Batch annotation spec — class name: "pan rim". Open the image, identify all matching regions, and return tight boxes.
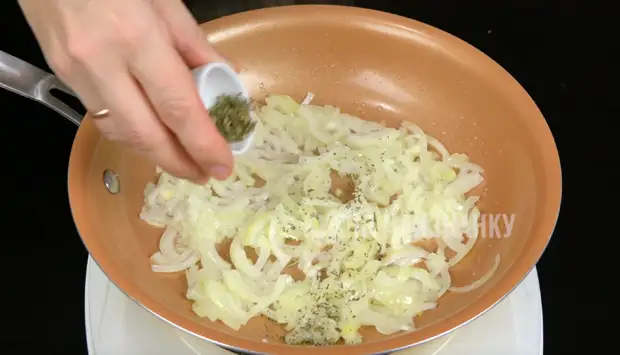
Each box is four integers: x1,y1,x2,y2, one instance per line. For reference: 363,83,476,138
68,4,562,355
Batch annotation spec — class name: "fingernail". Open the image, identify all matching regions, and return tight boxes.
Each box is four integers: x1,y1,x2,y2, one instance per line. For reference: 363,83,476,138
209,165,231,180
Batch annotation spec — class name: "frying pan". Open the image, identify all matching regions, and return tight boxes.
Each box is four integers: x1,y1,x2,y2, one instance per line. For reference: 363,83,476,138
0,5,561,355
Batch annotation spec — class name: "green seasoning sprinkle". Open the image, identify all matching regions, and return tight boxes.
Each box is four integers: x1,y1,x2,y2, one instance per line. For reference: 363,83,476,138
208,94,256,143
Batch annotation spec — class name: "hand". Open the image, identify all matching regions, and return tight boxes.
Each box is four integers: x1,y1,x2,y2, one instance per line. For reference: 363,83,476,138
18,0,233,182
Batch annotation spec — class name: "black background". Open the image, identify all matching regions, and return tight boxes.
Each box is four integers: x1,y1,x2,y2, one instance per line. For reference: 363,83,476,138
1,0,615,354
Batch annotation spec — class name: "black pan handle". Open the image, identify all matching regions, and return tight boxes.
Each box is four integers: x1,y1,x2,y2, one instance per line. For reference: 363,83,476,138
0,49,82,126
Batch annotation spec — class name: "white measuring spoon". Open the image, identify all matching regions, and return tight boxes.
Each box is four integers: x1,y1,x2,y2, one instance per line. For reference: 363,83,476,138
192,62,255,155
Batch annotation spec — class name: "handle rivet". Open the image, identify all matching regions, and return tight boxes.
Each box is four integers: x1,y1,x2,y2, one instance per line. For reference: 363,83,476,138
103,169,120,195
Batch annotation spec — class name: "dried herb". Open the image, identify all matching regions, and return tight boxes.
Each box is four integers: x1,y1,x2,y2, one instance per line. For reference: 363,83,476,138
208,94,256,142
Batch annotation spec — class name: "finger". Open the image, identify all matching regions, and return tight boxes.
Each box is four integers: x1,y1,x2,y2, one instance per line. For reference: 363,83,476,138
89,68,206,182
129,38,234,180
151,0,240,72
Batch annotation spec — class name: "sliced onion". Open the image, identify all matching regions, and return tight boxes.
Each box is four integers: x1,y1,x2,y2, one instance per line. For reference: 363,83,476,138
449,254,500,293
301,92,315,105
151,251,199,273
140,92,493,344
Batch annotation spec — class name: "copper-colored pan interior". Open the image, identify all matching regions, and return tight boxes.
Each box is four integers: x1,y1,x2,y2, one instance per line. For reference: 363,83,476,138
68,5,561,355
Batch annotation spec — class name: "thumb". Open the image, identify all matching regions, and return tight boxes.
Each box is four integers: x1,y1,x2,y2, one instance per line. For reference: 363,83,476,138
153,0,239,71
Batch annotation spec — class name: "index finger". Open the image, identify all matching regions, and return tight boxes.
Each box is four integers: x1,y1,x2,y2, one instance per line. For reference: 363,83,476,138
129,38,233,180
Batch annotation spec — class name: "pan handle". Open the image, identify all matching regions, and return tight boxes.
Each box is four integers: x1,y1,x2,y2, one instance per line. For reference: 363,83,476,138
0,50,82,126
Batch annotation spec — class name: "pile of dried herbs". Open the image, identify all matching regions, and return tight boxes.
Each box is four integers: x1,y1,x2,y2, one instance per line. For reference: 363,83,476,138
208,94,256,143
